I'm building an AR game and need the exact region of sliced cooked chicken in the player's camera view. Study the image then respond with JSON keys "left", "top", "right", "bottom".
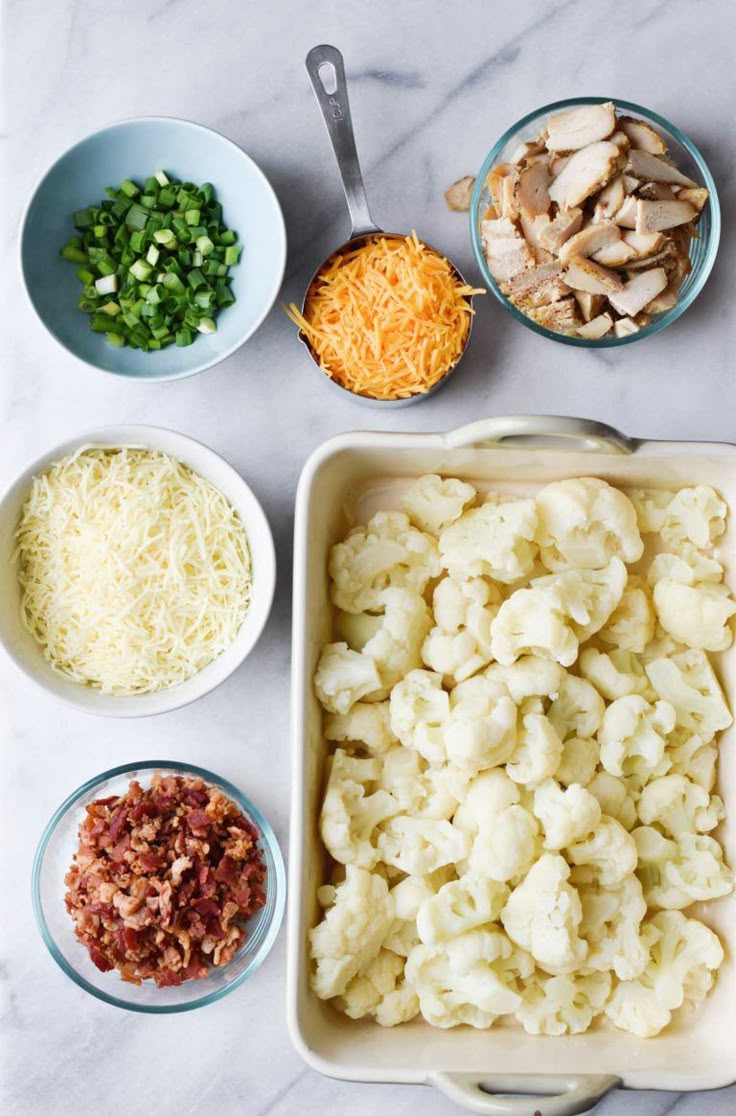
{"left": 591, "top": 240, "right": 637, "bottom": 267}
{"left": 678, "top": 186, "right": 709, "bottom": 212}
{"left": 636, "top": 198, "right": 697, "bottom": 234}
{"left": 624, "top": 242, "right": 676, "bottom": 271}
{"left": 550, "top": 154, "right": 572, "bottom": 177}
{"left": 576, "top": 312, "right": 613, "bottom": 339}
{"left": 527, "top": 297, "right": 581, "bottom": 332}
{"left": 545, "top": 102, "right": 616, "bottom": 152}
{"left": 574, "top": 291, "right": 606, "bottom": 321}
{"left": 562, "top": 256, "right": 624, "bottom": 295}
{"left": 487, "top": 164, "right": 517, "bottom": 214}
{"left": 481, "top": 218, "right": 534, "bottom": 281}
{"left": 627, "top": 149, "right": 697, "bottom": 187}
{"left": 621, "top": 229, "right": 666, "bottom": 258}
{"left": 509, "top": 138, "right": 546, "bottom": 165}
{"left": 518, "top": 161, "right": 551, "bottom": 217}
{"left": 614, "top": 317, "right": 640, "bottom": 338}
{"left": 622, "top": 174, "right": 641, "bottom": 193}
{"left": 520, "top": 212, "right": 551, "bottom": 249}
{"left": 610, "top": 131, "right": 631, "bottom": 154}
{"left": 608, "top": 267, "right": 668, "bottom": 317}
{"left": 444, "top": 175, "right": 476, "bottom": 212}
{"left": 637, "top": 182, "right": 676, "bottom": 201}
{"left": 504, "top": 262, "right": 570, "bottom": 307}
{"left": 539, "top": 208, "right": 584, "bottom": 252}
{"left": 593, "top": 174, "right": 626, "bottom": 221}
{"left": 549, "top": 141, "right": 625, "bottom": 209}
{"left": 613, "top": 196, "right": 638, "bottom": 228}
{"left": 559, "top": 221, "right": 621, "bottom": 264}
{"left": 618, "top": 116, "right": 667, "bottom": 155}
{"left": 646, "top": 285, "right": 679, "bottom": 313}
{"left": 501, "top": 174, "right": 519, "bottom": 219}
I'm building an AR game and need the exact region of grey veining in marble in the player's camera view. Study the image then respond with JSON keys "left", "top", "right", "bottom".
{"left": 2, "top": 1, "right": 736, "bottom": 1113}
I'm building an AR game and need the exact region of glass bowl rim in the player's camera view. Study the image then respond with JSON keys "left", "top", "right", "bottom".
{"left": 469, "top": 95, "right": 721, "bottom": 347}
{"left": 31, "top": 759, "right": 286, "bottom": 1013}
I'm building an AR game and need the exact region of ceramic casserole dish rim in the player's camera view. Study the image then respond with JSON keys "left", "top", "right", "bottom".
{"left": 288, "top": 415, "right": 736, "bottom": 1116}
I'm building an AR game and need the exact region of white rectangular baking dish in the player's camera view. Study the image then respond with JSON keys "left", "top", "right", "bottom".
{"left": 288, "top": 415, "right": 736, "bottom": 1116}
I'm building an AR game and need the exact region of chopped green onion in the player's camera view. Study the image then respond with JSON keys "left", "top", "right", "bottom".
{"left": 154, "top": 169, "right": 170, "bottom": 186}
{"left": 153, "top": 228, "right": 176, "bottom": 247}
{"left": 146, "top": 244, "right": 160, "bottom": 266}
{"left": 95, "top": 274, "right": 118, "bottom": 295}
{"left": 130, "top": 258, "right": 153, "bottom": 281}
{"left": 197, "top": 317, "right": 216, "bottom": 334}
{"left": 119, "top": 179, "right": 140, "bottom": 198}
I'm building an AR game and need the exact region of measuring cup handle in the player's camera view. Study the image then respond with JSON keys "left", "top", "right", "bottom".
{"left": 305, "top": 44, "right": 380, "bottom": 239}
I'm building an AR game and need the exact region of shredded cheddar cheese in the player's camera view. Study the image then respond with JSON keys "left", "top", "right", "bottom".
{"left": 286, "top": 233, "right": 483, "bottom": 401}
{"left": 14, "top": 446, "right": 252, "bottom": 695}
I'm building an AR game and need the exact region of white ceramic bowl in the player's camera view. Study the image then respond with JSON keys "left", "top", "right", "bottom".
{"left": 0, "top": 425, "right": 276, "bottom": 716}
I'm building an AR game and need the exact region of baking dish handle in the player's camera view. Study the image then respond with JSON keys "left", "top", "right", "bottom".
{"left": 443, "top": 416, "right": 635, "bottom": 454}
{"left": 431, "top": 1072, "right": 620, "bottom": 1115}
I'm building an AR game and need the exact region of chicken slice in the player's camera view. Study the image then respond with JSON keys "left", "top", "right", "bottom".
{"left": 539, "top": 208, "right": 584, "bottom": 252}
{"left": 608, "top": 268, "right": 668, "bottom": 317}
{"left": 559, "top": 221, "right": 621, "bottom": 264}
{"left": 614, "top": 317, "right": 640, "bottom": 338}
{"left": 505, "top": 262, "right": 570, "bottom": 307}
{"left": 591, "top": 240, "right": 637, "bottom": 267}
{"left": 646, "top": 285, "right": 679, "bottom": 313}
{"left": 621, "top": 230, "right": 666, "bottom": 259}
{"left": 509, "top": 139, "right": 547, "bottom": 165}
{"left": 637, "top": 182, "right": 676, "bottom": 201}
{"left": 613, "top": 196, "right": 638, "bottom": 228}
{"left": 481, "top": 218, "right": 534, "bottom": 282}
{"left": 549, "top": 142, "right": 625, "bottom": 209}
{"left": 576, "top": 312, "right": 613, "bottom": 339}
{"left": 593, "top": 175, "right": 626, "bottom": 221}
{"left": 574, "top": 291, "right": 606, "bottom": 322}
{"left": 527, "top": 297, "right": 581, "bottom": 333}
{"left": 518, "top": 161, "right": 551, "bottom": 217}
{"left": 545, "top": 102, "right": 616, "bottom": 152}
{"left": 610, "top": 131, "right": 631, "bottom": 154}
{"left": 636, "top": 199, "right": 697, "bottom": 234}
{"left": 677, "top": 186, "right": 709, "bottom": 212}
{"left": 626, "top": 150, "right": 696, "bottom": 188}
{"left": 487, "top": 165, "right": 518, "bottom": 217}
{"left": 618, "top": 117, "right": 667, "bottom": 155}
{"left": 445, "top": 176, "right": 476, "bottom": 212}
{"left": 520, "top": 212, "right": 551, "bottom": 250}
{"left": 624, "top": 242, "right": 676, "bottom": 271}
{"left": 550, "top": 154, "right": 572, "bottom": 178}
{"left": 562, "top": 257, "right": 624, "bottom": 295}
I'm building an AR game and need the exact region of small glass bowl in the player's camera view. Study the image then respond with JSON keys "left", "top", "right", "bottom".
{"left": 470, "top": 97, "right": 720, "bottom": 347}
{"left": 32, "top": 761, "right": 286, "bottom": 1013}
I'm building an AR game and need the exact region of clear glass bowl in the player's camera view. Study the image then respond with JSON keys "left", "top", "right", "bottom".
{"left": 32, "top": 761, "right": 286, "bottom": 1013}
{"left": 470, "top": 97, "right": 720, "bottom": 347}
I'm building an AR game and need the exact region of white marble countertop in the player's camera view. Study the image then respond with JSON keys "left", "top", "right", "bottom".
{"left": 3, "top": 1, "right": 736, "bottom": 1113}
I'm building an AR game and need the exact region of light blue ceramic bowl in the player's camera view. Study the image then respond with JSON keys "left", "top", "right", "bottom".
{"left": 20, "top": 117, "right": 287, "bottom": 380}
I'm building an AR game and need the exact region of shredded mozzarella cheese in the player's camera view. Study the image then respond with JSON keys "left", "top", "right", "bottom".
{"left": 14, "top": 446, "right": 252, "bottom": 695}
{"left": 286, "top": 232, "right": 482, "bottom": 400}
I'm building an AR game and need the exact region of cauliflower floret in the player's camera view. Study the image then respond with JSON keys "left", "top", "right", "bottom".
{"left": 532, "top": 559, "right": 628, "bottom": 641}
{"left": 645, "top": 650, "right": 733, "bottom": 744}
{"left": 667, "top": 732, "right": 718, "bottom": 792}
{"left": 579, "top": 648, "right": 654, "bottom": 703}
{"left": 406, "top": 928, "right": 533, "bottom": 1028}
{"left": 535, "top": 477, "right": 643, "bottom": 571}
{"left": 320, "top": 750, "right": 400, "bottom": 868}
{"left": 647, "top": 549, "right": 724, "bottom": 589}
{"left": 377, "top": 816, "right": 469, "bottom": 877}
{"left": 598, "top": 574, "right": 656, "bottom": 653}
{"left": 629, "top": 488, "right": 676, "bottom": 534}
{"left": 549, "top": 674, "right": 605, "bottom": 742}
{"left": 576, "top": 872, "right": 653, "bottom": 980}
{"left": 337, "top": 949, "right": 419, "bottom": 1026}
{"left": 310, "top": 866, "right": 395, "bottom": 999}
{"left": 637, "top": 774, "right": 725, "bottom": 838}
{"left": 314, "top": 642, "right": 381, "bottom": 714}
{"left": 422, "top": 576, "right": 500, "bottom": 684}
{"left": 416, "top": 876, "right": 509, "bottom": 944}
{"left": 453, "top": 769, "right": 539, "bottom": 882}
{"left": 567, "top": 816, "right": 637, "bottom": 887}
{"left": 490, "top": 586, "right": 579, "bottom": 667}
{"left": 660, "top": 485, "right": 727, "bottom": 550}
{"left": 586, "top": 771, "right": 637, "bottom": 830}
{"left": 445, "top": 675, "right": 518, "bottom": 774}
{"left": 325, "top": 701, "right": 397, "bottom": 756}
{"left": 358, "top": 588, "right": 432, "bottom": 692}
{"left": 484, "top": 656, "right": 563, "bottom": 704}
{"left": 438, "top": 494, "right": 538, "bottom": 584}
{"left": 377, "top": 747, "right": 464, "bottom": 821}
{"left": 633, "top": 826, "right": 734, "bottom": 909}
{"left": 384, "top": 875, "right": 440, "bottom": 957}
{"left": 506, "top": 709, "right": 563, "bottom": 786}
{"left": 598, "top": 695, "right": 676, "bottom": 778}
{"left": 335, "top": 610, "right": 383, "bottom": 651}
{"left": 401, "top": 474, "right": 476, "bottom": 536}
{"left": 556, "top": 736, "right": 599, "bottom": 788}
{"left": 653, "top": 578, "right": 736, "bottom": 652}
{"left": 516, "top": 970, "right": 611, "bottom": 1036}
{"left": 329, "top": 511, "right": 440, "bottom": 614}
{"left": 532, "top": 778, "right": 602, "bottom": 850}
{"left": 501, "top": 853, "right": 588, "bottom": 975}
{"left": 389, "top": 669, "right": 450, "bottom": 764}
{"left": 606, "top": 909, "right": 724, "bottom": 1038}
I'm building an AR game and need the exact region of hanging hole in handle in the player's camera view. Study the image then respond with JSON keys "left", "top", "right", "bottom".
{"left": 317, "top": 62, "right": 338, "bottom": 94}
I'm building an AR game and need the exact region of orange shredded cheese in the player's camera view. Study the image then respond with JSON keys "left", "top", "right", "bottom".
{"left": 286, "top": 233, "right": 484, "bottom": 401}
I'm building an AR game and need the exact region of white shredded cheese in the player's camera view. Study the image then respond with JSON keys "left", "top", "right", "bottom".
{"left": 14, "top": 445, "right": 252, "bottom": 695}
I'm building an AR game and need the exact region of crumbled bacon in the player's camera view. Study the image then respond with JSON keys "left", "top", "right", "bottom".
{"left": 65, "top": 775, "right": 267, "bottom": 988}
